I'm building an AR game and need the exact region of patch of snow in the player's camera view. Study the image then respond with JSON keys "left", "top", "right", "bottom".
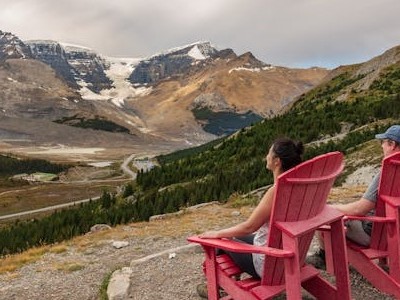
{"left": 60, "top": 42, "right": 94, "bottom": 53}
{"left": 228, "top": 66, "right": 275, "bottom": 74}
{"left": 87, "top": 161, "right": 113, "bottom": 167}
{"left": 110, "top": 98, "right": 124, "bottom": 108}
{"left": 90, "top": 56, "right": 152, "bottom": 107}
{"left": 132, "top": 86, "right": 152, "bottom": 97}
{"left": 137, "top": 127, "right": 152, "bottom": 133}
{"left": 79, "top": 84, "right": 109, "bottom": 101}
{"left": 145, "top": 41, "right": 214, "bottom": 60}
{"left": 188, "top": 45, "right": 206, "bottom": 60}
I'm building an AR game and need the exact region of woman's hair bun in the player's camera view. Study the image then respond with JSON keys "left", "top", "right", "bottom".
{"left": 294, "top": 141, "right": 304, "bottom": 155}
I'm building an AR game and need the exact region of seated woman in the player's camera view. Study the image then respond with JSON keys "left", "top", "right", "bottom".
{"left": 197, "top": 137, "right": 304, "bottom": 291}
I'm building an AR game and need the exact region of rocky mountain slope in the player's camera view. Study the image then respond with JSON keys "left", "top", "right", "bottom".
{"left": 2, "top": 29, "right": 399, "bottom": 161}
{"left": 0, "top": 30, "right": 329, "bottom": 159}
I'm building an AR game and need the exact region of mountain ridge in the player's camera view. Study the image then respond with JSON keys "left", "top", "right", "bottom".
{"left": 0, "top": 30, "right": 329, "bottom": 158}
{"left": 2, "top": 29, "right": 400, "bottom": 163}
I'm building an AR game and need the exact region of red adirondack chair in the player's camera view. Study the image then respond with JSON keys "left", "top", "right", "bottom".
{"left": 188, "top": 152, "right": 351, "bottom": 300}
{"left": 328, "top": 151, "right": 400, "bottom": 298}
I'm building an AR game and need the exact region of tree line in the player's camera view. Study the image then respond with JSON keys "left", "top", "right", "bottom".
{"left": 0, "top": 155, "right": 69, "bottom": 177}
{"left": 0, "top": 191, "right": 135, "bottom": 256}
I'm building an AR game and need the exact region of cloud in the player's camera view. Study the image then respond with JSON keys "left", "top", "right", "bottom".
{"left": 0, "top": 0, "right": 399, "bottom": 68}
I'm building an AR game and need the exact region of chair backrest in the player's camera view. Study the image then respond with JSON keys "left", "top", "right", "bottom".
{"left": 262, "top": 151, "right": 344, "bottom": 285}
{"left": 370, "top": 151, "right": 400, "bottom": 250}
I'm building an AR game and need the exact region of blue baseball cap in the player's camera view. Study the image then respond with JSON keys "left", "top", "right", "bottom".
{"left": 375, "top": 125, "right": 400, "bottom": 144}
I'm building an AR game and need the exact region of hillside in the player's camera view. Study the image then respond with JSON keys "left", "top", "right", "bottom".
{"left": 124, "top": 52, "right": 327, "bottom": 141}
{"left": 126, "top": 44, "right": 400, "bottom": 223}
{"left": 0, "top": 190, "right": 394, "bottom": 299}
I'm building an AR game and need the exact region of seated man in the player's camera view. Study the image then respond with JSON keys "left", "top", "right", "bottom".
{"left": 308, "top": 125, "right": 400, "bottom": 266}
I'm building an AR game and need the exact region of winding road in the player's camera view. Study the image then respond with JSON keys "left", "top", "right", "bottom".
{"left": 0, "top": 154, "right": 144, "bottom": 221}
{"left": 0, "top": 197, "right": 100, "bottom": 221}
{"left": 121, "top": 154, "right": 137, "bottom": 179}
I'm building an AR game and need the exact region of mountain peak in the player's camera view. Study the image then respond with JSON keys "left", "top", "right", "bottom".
{"left": 60, "top": 42, "right": 96, "bottom": 54}
{"left": 128, "top": 41, "right": 221, "bottom": 85}
{"left": 0, "top": 30, "right": 32, "bottom": 60}
{"left": 237, "top": 51, "right": 266, "bottom": 67}
{"left": 146, "top": 41, "right": 217, "bottom": 61}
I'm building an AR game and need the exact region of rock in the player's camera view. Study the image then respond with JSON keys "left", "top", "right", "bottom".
{"left": 185, "top": 201, "right": 220, "bottom": 211}
{"left": 343, "top": 166, "right": 379, "bottom": 186}
{"left": 0, "top": 30, "right": 33, "bottom": 60}
{"left": 112, "top": 241, "right": 129, "bottom": 249}
{"left": 231, "top": 211, "right": 241, "bottom": 217}
{"left": 190, "top": 93, "right": 232, "bottom": 112}
{"left": 149, "top": 210, "right": 184, "bottom": 221}
{"left": 107, "top": 267, "right": 133, "bottom": 300}
{"left": 90, "top": 224, "right": 112, "bottom": 233}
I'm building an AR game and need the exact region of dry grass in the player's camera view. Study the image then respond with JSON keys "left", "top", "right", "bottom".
{"left": 346, "top": 139, "right": 383, "bottom": 167}
{"left": 0, "top": 246, "right": 50, "bottom": 274}
{"left": 53, "top": 262, "right": 85, "bottom": 272}
{"left": 329, "top": 185, "right": 367, "bottom": 204}
{"left": 0, "top": 181, "right": 125, "bottom": 217}
{"left": 48, "top": 244, "right": 68, "bottom": 254}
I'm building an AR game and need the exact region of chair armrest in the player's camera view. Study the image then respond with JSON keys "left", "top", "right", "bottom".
{"left": 187, "top": 236, "right": 294, "bottom": 258}
{"left": 381, "top": 195, "right": 400, "bottom": 208}
{"left": 275, "top": 206, "right": 343, "bottom": 237}
{"left": 345, "top": 215, "right": 396, "bottom": 223}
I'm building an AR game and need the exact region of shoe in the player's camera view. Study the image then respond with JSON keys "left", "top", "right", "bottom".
{"left": 306, "top": 249, "right": 326, "bottom": 270}
{"left": 196, "top": 283, "right": 208, "bottom": 298}
{"left": 196, "top": 283, "right": 227, "bottom": 299}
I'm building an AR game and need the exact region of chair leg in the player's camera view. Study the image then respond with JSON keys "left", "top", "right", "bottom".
{"left": 302, "top": 275, "right": 338, "bottom": 300}
{"left": 321, "top": 230, "right": 334, "bottom": 274}
{"left": 330, "top": 220, "right": 351, "bottom": 300}
{"left": 386, "top": 209, "right": 400, "bottom": 282}
{"left": 348, "top": 247, "right": 400, "bottom": 298}
{"left": 203, "top": 246, "right": 220, "bottom": 300}
{"left": 282, "top": 233, "right": 302, "bottom": 300}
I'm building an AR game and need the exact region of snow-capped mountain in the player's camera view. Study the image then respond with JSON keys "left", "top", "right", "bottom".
{"left": 129, "top": 41, "right": 224, "bottom": 84}
{"left": 26, "top": 40, "right": 78, "bottom": 88}
{"left": 0, "top": 30, "right": 329, "bottom": 153}
{"left": 26, "top": 40, "right": 113, "bottom": 93}
{"left": 0, "top": 30, "right": 32, "bottom": 60}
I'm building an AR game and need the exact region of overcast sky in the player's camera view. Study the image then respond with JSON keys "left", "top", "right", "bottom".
{"left": 1, "top": 0, "right": 399, "bottom": 68}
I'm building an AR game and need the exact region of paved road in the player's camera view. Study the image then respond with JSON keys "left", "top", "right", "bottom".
{"left": 0, "top": 196, "right": 100, "bottom": 221}
{"left": 121, "top": 154, "right": 156, "bottom": 180}
{"left": 121, "top": 154, "right": 137, "bottom": 179}
{"left": 0, "top": 154, "right": 155, "bottom": 221}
